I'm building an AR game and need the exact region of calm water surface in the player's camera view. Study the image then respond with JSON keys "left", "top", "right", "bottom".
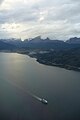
{"left": 0, "top": 53, "right": 80, "bottom": 120}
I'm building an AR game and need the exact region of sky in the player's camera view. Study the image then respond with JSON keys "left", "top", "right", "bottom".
{"left": 0, "top": 0, "right": 80, "bottom": 40}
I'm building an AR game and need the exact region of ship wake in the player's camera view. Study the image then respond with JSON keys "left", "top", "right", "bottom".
{"left": 5, "top": 79, "right": 42, "bottom": 102}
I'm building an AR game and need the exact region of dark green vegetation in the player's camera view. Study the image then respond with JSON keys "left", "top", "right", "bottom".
{"left": 0, "top": 36, "right": 80, "bottom": 71}
{"left": 35, "top": 48, "right": 80, "bottom": 71}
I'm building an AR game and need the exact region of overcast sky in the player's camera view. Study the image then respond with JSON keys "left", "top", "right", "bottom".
{"left": 0, "top": 0, "right": 80, "bottom": 40}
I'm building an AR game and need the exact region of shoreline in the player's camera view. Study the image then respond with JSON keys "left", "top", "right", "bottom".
{"left": 0, "top": 51, "right": 80, "bottom": 72}
{"left": 17, "top": 52, "right": 80, "bottom": 72}
{"left": 36, "top": 59, "right": 80, "bottom": 72}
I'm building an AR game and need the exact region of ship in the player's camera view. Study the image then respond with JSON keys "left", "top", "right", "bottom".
{"left": 40, "top": 99, "right": 48, "bottom": 104}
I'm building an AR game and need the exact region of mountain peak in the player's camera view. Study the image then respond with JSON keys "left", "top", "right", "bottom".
{"left": 66, "top": 37, "right": 80, "bottom": 44}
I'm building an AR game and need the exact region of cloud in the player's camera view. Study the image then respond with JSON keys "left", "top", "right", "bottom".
{"left": 0, "top": 0, "right": 4, "bottom": 5}
{"left": 0, "top": 0, "right": 80, "bottom": 40}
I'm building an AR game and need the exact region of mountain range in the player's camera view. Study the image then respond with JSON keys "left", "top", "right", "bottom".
{"left": 0, "top": 36, "right": 80, "bottom": 50}
{"left": 0, "top": 40, "right": 15, "bottom": 50}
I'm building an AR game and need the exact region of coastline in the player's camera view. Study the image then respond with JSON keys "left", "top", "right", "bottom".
{"left": 36, "top": 59, "right": 80, "bottom": 72}
{"left": 0, "top": 51, "right": 80, "bottom": 72}
{"left": 17, "top": 51, "right": 80, "bottom": 72}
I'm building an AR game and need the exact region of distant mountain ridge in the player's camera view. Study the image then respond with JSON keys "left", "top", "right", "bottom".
{"left": 0, "top": 40, "right": 16, "bottom": 50}
{"left": 0, "top": 36, "right": 80, "bottom": 50}
{"left": 23, "top": 36, "right": 80, "bottom": 50}
{"left": 66, "top": 37, "right": 80, "bottom": 44}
